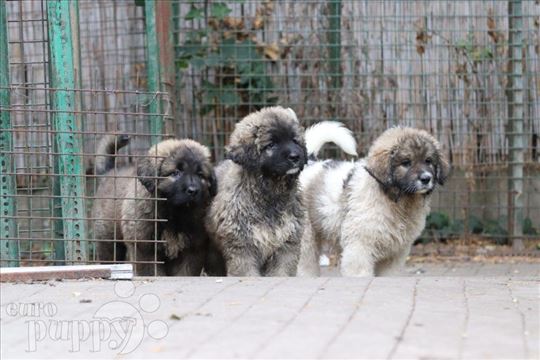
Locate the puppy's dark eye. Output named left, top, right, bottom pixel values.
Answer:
left=265, top=142, right=276, bottom=150
left=172, top=169, right=182, bottom=177
left=425, top=158, right=432, bottom=165
left=401, top=159, right=412, bottom=167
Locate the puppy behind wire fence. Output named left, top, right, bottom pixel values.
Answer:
left=91, top=134, right=218, bottom=276
left=3, top=85, right=176, bottom=272
left=85, top=90, right=177, bottom=275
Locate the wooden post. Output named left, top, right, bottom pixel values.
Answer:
left=46, top=0, right=88, bottom=264
left=507, top=0, right=525, bottom=251
left=0, top=0, right=20, bottom=267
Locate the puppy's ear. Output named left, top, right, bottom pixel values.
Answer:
left=226, top=144, right=259, bottom=171
left=208, top=169, right=218, bottom=197
left=137, top=157, right=158, bottom=194
left=435, top=152, right=451, bottom=186
left=286, top=108, right=299, bottom=122
left=367, top=148, right=394, bottom=188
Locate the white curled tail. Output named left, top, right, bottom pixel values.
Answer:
left=305, top=121, right=358, bottom=158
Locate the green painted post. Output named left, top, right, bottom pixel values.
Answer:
left=145, top=0, right=163, bottom=144
left=53, top=0, right=84, bottom=265
left=46, top=0, right=88, bottom=264
left=507, top=0, right=525, bottom=251
left=327, top=0, right=342, bottom=108
left=0, top=0, right=20, bottom=267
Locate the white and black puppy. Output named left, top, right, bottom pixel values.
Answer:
left=297, top=122, right=450, bottom=276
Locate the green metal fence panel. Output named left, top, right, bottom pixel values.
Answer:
left=0, top=0, right=19, bottom=267
left=46, top=0, right=88, bottom=264
left=145, top=0, right=163, bottom=144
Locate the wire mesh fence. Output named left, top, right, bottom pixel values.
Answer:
left=172, top=0, right=540, bottom=248
left=2, top=85, right=173, bottom=266
left=1, top=0, right=174, bottom=271
left=0, top=0, right=539, bottom=272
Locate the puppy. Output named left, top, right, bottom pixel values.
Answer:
left=206, top=106, right=307, bottom=276
left=297, top=122, right=450, bottom=276
left=92, top=135, right=217, bottom=276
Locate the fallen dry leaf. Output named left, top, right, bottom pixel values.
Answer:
left=487, top=9, right=502, bottom=43
left=414, top=18, right=431, bottom=56
left=263, top=43, right=280, bottom=61
left=170, top=314, right=183, bottom=321
left=252, top=15, right=264, bottom=30
left=223, top=17, right=244, bottom=30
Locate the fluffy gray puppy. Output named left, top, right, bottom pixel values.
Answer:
left=206, top=106, right=307, bottom=276
left=92, top=135, right=217, bottom=276
left=297, top=122, right=450, bottom=276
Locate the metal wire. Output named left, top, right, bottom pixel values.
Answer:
left=1, top=0, right=539, bottom=272
left=172, top=0, right=540, bottom=247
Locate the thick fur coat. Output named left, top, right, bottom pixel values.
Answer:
left=92, top=136, right=217, bottom=276
left=297, top=123, right=450, bottom=276
left=206, top=107, right=307, bottom=276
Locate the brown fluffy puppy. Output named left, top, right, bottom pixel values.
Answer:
left=298, top=123, right=450, bottom=276
left=206, top=106, right=307, bottom=276
left=92, top=136, right=217, bottom=276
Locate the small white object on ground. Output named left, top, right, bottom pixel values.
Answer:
left=319, top=254, right=330, bottom=267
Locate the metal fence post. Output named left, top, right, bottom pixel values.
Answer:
left=46, top=0, right=88, bottom=264
left=507, top=0, right=525, bottom=251
left=0, top=0, right=20, bottom=267
left=145, top=0, right=163, bottom=144
left=327, top=0, right=342, bottom=112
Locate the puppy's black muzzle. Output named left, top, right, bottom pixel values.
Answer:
left=164, top=176, right=205, bottom=207
left=186, top=185, right=199, bottom=196
left=288, top=151, right=300, bottom=164
left=285, top=143, right=306, bottom=169
left=419, top=173, right=432, bottom=185
left=183, top=176, right=203, bottom=200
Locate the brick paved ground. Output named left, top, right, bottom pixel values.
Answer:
left=1, top=262, right=538, bottom=359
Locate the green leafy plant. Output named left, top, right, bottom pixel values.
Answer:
left=482, top=218, right=508, bottom=245
left=523, top=217, right=538, bottom=236
left=418, top=211, right=537, bottom=246
left=177, top=1, right=277, bottom=116
left=455, top=32, right=494, bottom=63
left=418, top=211, right=452, bottom=243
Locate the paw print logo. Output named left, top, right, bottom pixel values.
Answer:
left=92, top=282, right=168, bottom=354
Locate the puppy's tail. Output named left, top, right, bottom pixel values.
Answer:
left=305, top=121, right=358, bottom=159
left=94, top=134, right=130, bottom=175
